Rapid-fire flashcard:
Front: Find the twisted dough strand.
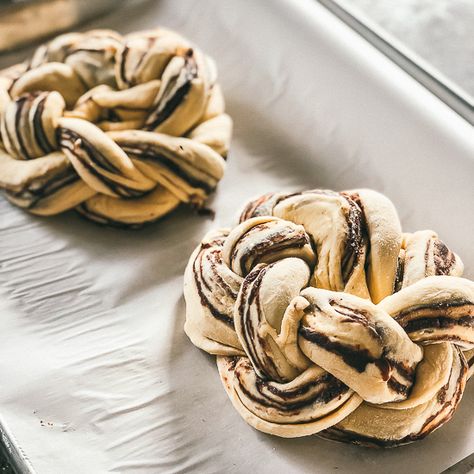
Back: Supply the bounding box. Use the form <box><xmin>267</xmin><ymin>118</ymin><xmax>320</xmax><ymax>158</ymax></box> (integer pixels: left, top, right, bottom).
<box><xmin>0</xmin><ymin>28</ymin><xmax>232</xmax><ymax>227</ymax></box>
<box><xmin>184</xmin><ymin>188</ymin><xmax>473</xmax><ymax>446</ymax></box>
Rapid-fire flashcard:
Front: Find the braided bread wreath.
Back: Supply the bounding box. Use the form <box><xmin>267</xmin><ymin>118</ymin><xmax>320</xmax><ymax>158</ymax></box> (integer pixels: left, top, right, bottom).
<box><xmin>0</xmin><ymin>28</ymin><xmax>231</xmax><ymax>227</ymax></box>
<box><xmin>184</xmin><ymin>189</ymin><xmax>474</xmax><ymax>447</ymax></box>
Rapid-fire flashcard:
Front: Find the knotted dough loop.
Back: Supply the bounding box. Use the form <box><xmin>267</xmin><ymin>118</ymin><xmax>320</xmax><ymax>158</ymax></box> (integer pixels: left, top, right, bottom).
<box><xmin>0</xmin><ymin>27</ymin><xmax>231</xmax><ymax>227</ymax></box>
<box><xmin>184</xmin><ymin>188</ymin><xmax>473</xmax><ymax>446</ymax></box>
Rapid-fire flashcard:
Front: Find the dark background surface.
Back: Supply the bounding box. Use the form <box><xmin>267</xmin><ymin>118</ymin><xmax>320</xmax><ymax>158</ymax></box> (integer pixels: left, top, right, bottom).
<box><xmin>0</xmin><ymin>451</ymin><xmax>14</xmax><ymax>473</ymax></box>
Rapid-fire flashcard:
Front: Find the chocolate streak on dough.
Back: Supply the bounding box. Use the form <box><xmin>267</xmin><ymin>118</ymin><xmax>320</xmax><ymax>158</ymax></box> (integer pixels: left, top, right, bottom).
<box><xmin>8</xmin><ymin>167</ymin><xmax>80</xmax><ymax>209</ymax></box>
<box><xmin>234</xmin><ymin>358</ymin><xmax>349</xmax><ymax>412</ymax></box>
<box><xmin>239</xmin><ymin>193</ymin><xmax>276</xmax><ymax>222</ymax></box>
<box><xmin>237</xmin><ymin>264</ymin><xmax>284</xmax><ymax>382</ymax></box>
<box><xmin>240</xmin><ymin>189</ymin><xmax>341</xmax><ymax>223</ymax></box>
<box><xmin>261</xmin><ymin>372</ymin><xmax>348</xmax><ymax>404</ymax></box>
<box><xmin>60</xmin><ymin>128</ymin><xmax>147</xmax><ymax>199</ymax></box>
<box><xmin>32</xmin><ymin>94</ymin><xmax>55</xmax><ymax>154</ymax></box>
<box><xmin>229</xmin><ymin>222</ymin><xmax>311</xmax><ymax>274</ymax></box>
<box><xmin>119</xmin><ymin>46</ymin><xmax>131</xmax><ymax>87</ymax></box>
<box><xmin>144</xmin><ymin>51</ymin><xmax>197</xmax><ymax>131</ymax></box>
<box><xmin>76</xmin><ymin>201</ymin><xmax>169</xmax><ymax>229</ymax></box>
<box><xmin>320</xmin><ymin>426</ymin><xmax>426</xmax><ymax>448</ymax></box>
<box><xmin>238</xmin><ymin>192</ymin><xmax>294</xmax><ymax>222</ymax></box>
<box><xmin>119</xmin><ymin>37</ymin><xmax>156</xmax><ymax>88</ymax></box>
<box><xmin>329</xmin><ymin>301</ymin><xmax>379</xmax><ymax>333</ymax></box>
<box><xmin>259</xmin><ymin>189</ymin><xmax>368</xmax><ymax>285</ymax></box>
<box><xmin>394</xmin><ymin>301</ymin><xmax>474</xmax><ymax>332</ymax></box>
<box><xmin>230</xmin><ymin>222</ymin><xmax>270</xmax><ymax>265</ymax></box>
<box><xmin>326</xmin><ymin>300</ymin><xmax>417</xmax><ymax>382</ymax></box>
<box><xmin>238</xmin><ymin>234</ymin><xmax>310</xmax><ymax>276</ymax></box>
<box><xmin>13</xmin><ymin>96</ymin><xmax>31</xmax><ymax>159</ymax></box>
<box><xmin>403</xmin><ymin>315</ymin><xmax>474</xmax><ymax>337</ymax></box>
<box><xmin>201</xmin><ymin>248</ymin><xmax>238</xmax><ymax>299</ymax></box>
<box><xmin>403</xmin><ymin>314</ymin><xmax>474</xmax><ymax>332</ymax></box>
<box><xmin>145</xmin><ymin>80</ymin><xmax>191</xmax><ymax>130</ymax></box>
<box><xmin>60</xmin><ymin>129</ymin><xmax>119</xmax><ymax>173</ymax></box>
<box><xmin>393</xmin><ymin>252</ymin><xmax>405</xmax><ymax>292</ymax></box>
<box><xmin>133</xmin><ymin>38</ymin><xmax>155</xmax><ymax>81</ymax></box>
<box><xmin>299</xmin><ymin>326</ymin><xmax>378</xmax><ymax>374</ymax></box>
<box><xmin>191</xmin><ymin>240</ymin><xmax>235</xmax><ymax>327</ymax></box>
<box><xmin>341</xmin><ymin>192</ymin><xmax>368</xmax><ymax>285</ymax></box>
<box><xmin>432</xmin><ymin>239</ymin><xmax>456</xmax><ymax>275</ymax></box>
<box><xmin>122</xmin><ymin>145</ymin><xmax>215</xmax><ymax>194</ymax></box>
<box><xmin>465</xmin><ymin>351</ymin><xmax>474</xmax><ymax>368</ymax></box>
<box><xmin>320</xmin><ymin>350</ymin><xmax>467</xmax><ymax>447</ymax></box>
<box><xmin>299</xmin><ymin>322</ymin><xmax>413</xmax><ymax>394</ymax></box>
<box><xmin>10</xmin><ymin>92</ymin><xmax>56</xmax><ymax>159</ymax></box>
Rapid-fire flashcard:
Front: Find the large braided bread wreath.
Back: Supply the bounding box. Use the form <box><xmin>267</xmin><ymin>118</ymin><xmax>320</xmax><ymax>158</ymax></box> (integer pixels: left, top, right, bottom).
<box><xmin>0</xmin><ymin>28</ymin><xmax>231</xmax><ymax>227</ymax></box>
<box><xmin>184</xmin><ymin>189</ymin><xmax>474</xmax><ymax>447</ymax></box>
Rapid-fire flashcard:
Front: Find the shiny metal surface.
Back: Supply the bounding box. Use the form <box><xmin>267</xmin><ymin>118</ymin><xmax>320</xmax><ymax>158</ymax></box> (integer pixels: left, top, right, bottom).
<box><xmin>317</xmin><ymin>0</ymin><xmax>473</xmax><ymax>124</ymax></box>
<box><xmin>345</xmin><ymin>0</ymin><xmax>474</xmax><ymax>99</ymax></box>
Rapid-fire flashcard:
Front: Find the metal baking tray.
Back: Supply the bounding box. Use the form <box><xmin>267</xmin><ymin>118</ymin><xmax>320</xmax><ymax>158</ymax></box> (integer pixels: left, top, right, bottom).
<box><xmin>0</xmin><ymin>0</ymin><xmax>472</xmax><ymax>472</ymax></box>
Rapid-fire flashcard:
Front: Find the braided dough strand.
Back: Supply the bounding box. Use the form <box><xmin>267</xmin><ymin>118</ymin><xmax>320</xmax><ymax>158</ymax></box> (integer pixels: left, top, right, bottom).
<box><xmin>184</xmin><ymin>188</ymin><xmax>474</xmax><ymax>446</ymax></box>
<box><xmin>0</xmin><ymin>27</ymin><xmax>232</xmax><ymax>227</ymax></box>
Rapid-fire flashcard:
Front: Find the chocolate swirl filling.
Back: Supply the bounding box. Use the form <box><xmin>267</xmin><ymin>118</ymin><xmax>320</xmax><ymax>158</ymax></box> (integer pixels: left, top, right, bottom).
<box><xmin>319</xmin><ymin>347</ymin><xmax>467</xmax><ymax>447</ymax></box>
<box><xmin>393</xmin><ymin>300</ymin><xmax>474</xmax><ymax>343</ymax></box>
<box><xmin>32</xmin><ymin>94</ymin><xmax>55</xmax><ymax>154</ymax></box>
<box><xmin>12</xmin><ymin>95</ymin><xmax>30</xmax><ymax>159</ymax></box>
<box><xmin>144</xmin><ymin>50</ymin><xmax>197</xmax><ymax>131</ymax></box>
<box><xmin>238</xmin><ymin>192</ymin><xmax>293</xmax><ymax>223</ymax></box>
<box><xmin>119</xmin><ymin>46</ymin><xmax>132</xmax><ymax>88</ymax></box>
<box><xmin>76</xmin><ymin>203</ymin><xmax>151</xmax><ymax>229</ymax></box>
<box><xmin>237</xmin><ymin>264</ymin><xmax>283</xmax><ymax>381</ymax></box>
<box><xmin>429</xmin><ymin>238</ymin><xmax>457</xmax><ymax>276</ymax></box>
<box><xmin>118</xmin><ymin>37</ymin><xmax>158</xmax><ymax>88</ymax></box>
<box><xmin>239</xmin><ymin>193</ymin><xmax>277</xmax><ymax>222</ymax></box>
<box><xmin>230</xmin><ymin>223</ymin><xmax>313</xmax><ymax>276</ymax></box>
<box><xmin>3</xmin><ymin>92</ymin><xmax>56</xmax><ymax>160</ymax></box>
<box><xmin>234</xmin><ymin>358</ymin><xmax>350</xmax><ymax>413</ymax></box>
<box><xmin>119</xmin><ymin>143</ymin><xmax>215</xmax><ymax>194</ymax></box>
<box><xmin>341</xmin><ymin>192</ymin><xmax>369</xmax><ymax>285</ymax></box>
<box><xmin>191</xmin><ymin>236</ymin><xmax>240</xmax><ymax>327</ymax></box>
<box><xmin>393</xmin><ymin>251</ymin><xmax>405</xmax><ymax>293</ymax></box>
<box><xmin>300</xmin><ymin>302</ymin><xmax>415</xmax><ymax>396</ymax></box>
<box><xmin>7</xmin><ymin>166</ymin><xmax>80</xmax><ymax>209</ymax></box>
<box><xmin>59</xmin><ymin>128</ymin><xmax>148</xmax><ymax>199</ymax></box>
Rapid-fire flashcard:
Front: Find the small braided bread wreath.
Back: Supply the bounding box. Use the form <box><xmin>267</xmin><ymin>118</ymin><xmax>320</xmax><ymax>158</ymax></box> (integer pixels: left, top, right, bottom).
<box><xmin>183</xmin><ymin>189</ymin><xmax>474</xmax><ymax>447</ymax></box>
<box><xmin>0</xmin><ymin>28</ymin><xmax>231</xmax><ymax>227</ymax></box>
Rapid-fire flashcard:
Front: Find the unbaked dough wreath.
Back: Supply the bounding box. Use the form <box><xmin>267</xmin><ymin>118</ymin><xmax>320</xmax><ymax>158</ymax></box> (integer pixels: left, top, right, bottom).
<box><xmin>0</xmin><ymin>28</ymin><xmax>231</xmax><ymax>227</ymax></box>
<box><xmin>183</xmin><ymin>189</ymin><xmax>474</xmax><ymax>447</ymax></box>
